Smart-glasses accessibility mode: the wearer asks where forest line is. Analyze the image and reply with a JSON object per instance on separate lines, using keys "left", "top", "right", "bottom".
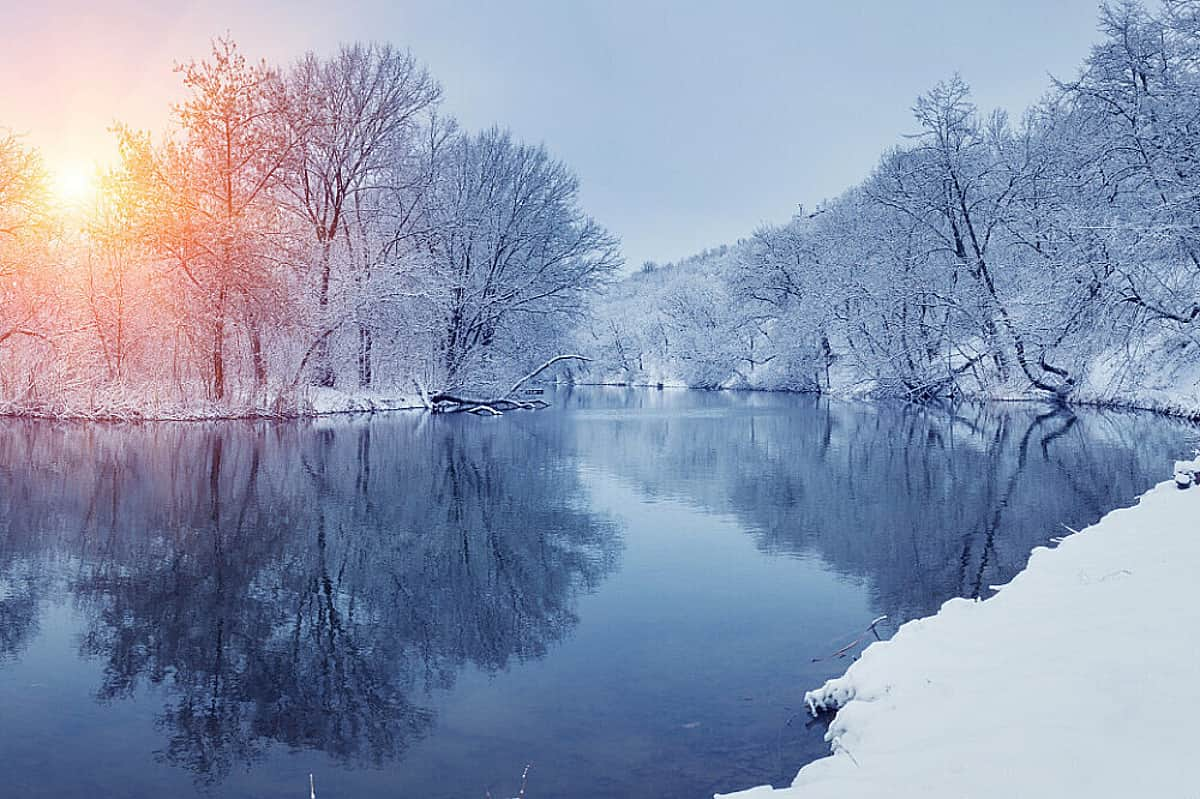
{"left": 5, "top": 2, "right": 1200, "bottom": 419}
{"left": 590, "top": 1, "right": 1200, "bottom": 417}
{"left": 0, "top": 38, "right": 619, "bottom": 417}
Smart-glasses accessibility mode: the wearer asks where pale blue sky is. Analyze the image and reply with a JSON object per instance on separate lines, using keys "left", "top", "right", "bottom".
{"left": 6, "top": 0, "right": 1105, "bottom": 268}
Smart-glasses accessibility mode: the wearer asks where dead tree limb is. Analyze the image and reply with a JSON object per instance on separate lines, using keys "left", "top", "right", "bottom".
{"left": 430, "top": 354, "right": 589, "bottom": 415}
{"left": 505, "top": 354, "right": 591, "bottom": 399}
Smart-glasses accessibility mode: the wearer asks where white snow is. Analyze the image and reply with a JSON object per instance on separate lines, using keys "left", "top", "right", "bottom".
{"left": 1175, "top": 455, "right": 1200, "bottom": 474}
{"left": 719, "top": 479, "right": 1200, "bottom": 799}
{"left": 302, "top": 387, "right": 423, "bottom": 415}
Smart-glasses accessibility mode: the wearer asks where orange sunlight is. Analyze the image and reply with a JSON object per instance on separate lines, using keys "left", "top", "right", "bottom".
{"left": 49, "top": 162, "right": 97, "bottom": 207}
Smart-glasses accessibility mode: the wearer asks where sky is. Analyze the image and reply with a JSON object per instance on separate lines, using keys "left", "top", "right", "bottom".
{"left": 3, "top": 0, "right": 1106, "bottom": 270}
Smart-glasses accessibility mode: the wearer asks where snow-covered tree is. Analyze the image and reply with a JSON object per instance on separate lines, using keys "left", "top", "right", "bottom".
{"left": 278, "top": 43, "right": 441, "bottom": 388}
{"left": 407, "top": 127, "right": 621, "bottom": 394}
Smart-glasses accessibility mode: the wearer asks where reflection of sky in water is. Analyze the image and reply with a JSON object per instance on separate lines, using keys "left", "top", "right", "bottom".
{"left": 0, "top": 389, "right": 1196, "bottom": 798}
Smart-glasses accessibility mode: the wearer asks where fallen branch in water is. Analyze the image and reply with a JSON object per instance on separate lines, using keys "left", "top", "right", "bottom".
{"left": 507, "top": 355, "right": 590, "bottom": 397}
{"left": 431, "top": 355, "right": 590, "bottom": 415}
{"left": 429, "top": 394, "right": 551, "bottom": 414}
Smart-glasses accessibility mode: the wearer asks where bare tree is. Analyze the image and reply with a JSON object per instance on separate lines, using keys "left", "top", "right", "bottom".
{"left": 118, "top": 39, "right": 298, "bottom": 402}
{"left": 411, "top": 127, "right": 621, "bottom": 394}
{"left": 0, "top": 132, "right": 51, "bottom": 366}
{"left": 278, "top": 43, "right": 441, "bottom": 388}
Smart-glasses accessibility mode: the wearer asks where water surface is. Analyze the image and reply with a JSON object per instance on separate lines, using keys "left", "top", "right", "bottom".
{"left": 1, "top": 389, "right": 1195, "bottom": 798}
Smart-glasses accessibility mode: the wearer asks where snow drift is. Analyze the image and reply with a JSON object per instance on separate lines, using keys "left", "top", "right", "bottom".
{"left": 719, "top": 476, "right": 1200, "bottom": 799}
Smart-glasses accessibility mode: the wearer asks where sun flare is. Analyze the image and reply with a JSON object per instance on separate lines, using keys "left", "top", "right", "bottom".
{"left": 50, "top": 164, "right": 96, "bottom": 206}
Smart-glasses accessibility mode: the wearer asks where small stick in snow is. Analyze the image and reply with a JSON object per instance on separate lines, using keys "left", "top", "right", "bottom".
{"left": 831, "top": 737, "right": 861, "bottom": 767}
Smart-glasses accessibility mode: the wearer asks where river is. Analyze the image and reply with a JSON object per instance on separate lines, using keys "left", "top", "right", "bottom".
{"left": 0, "top": 388, "right": 1195, "bottom": 798}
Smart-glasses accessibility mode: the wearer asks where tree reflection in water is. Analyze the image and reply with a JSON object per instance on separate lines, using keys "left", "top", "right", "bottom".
{"left": 0, "top": 417, "right": 620, "bottom": 783}
{"left": 564, "top": 389, "right": 1197, "bottom": 621}
{"left": 0, "top": 392, "right": 1195, "bottom": 796}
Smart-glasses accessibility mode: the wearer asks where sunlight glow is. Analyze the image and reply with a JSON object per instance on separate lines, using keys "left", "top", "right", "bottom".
{"left": 50, "top": 163, "right": 96, "bottom": 206}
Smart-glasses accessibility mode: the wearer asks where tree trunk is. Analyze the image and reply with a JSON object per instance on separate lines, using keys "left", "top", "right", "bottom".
{"left": 313, "top": 241, "right": 336, "bottom": 387}
{"left": 212, "top": 314, "right": 226, "bottom": 401}
{"left": 250, "top": 326, "right": 267, "bottom": 393}
{"left": 357, "top": 323, "right": 372, "bottom": 388}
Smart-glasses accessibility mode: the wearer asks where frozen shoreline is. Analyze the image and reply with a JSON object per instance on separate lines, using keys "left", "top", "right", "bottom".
{"left": 718, "top": 474, "right": 1200, "bottom": 799}
{"left": 0, "top": 389, "right": 426, "bottom": 422}
{"left": 4, "top": 381, "right": 1200, "bottom": 423}
{"left": 583, "top": 380, "right": 1200, "bottom": 423}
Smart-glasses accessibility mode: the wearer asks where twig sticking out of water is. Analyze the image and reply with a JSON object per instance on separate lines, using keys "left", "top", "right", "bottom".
{"left": 310, "top": 774, "right": 316, "bottom": 799}
{"left": 518, "top": 764, "right": 532, "bottom": 798}
{"left": 486, "top": 764, "right": 533, "bottom": 799}
{"left": 811, "top": 616, "right": 888, "bottom": 663}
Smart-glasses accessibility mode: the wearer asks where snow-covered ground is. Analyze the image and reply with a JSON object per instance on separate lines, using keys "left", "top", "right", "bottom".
{"left": 592, "top": 334, "right": 1200, "bottom": 423}
{"left": 720, "top": 466, "right": 1200, "bottom": 799}
{"left": 302, "top": 386, "right": 424, "bottom": 415}
{"left": 1069, "top": 336, "right": 1200, "bottom": 421}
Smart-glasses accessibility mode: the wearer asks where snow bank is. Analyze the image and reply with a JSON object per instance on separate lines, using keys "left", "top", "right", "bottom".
{"left": 301, "top": 387, "right": 423, "bottom": 415}
{"left": 1068, "top": 334, "right": 1200, "bottom": 420}
{"left": 719, "top": 479, "right": 1200, "bottom": 799}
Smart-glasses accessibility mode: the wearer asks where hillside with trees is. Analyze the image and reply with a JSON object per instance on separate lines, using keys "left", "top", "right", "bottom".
{"left": 588, "top": 1, "right": 1200, "bottom": 416}
{"left": 6, "top": 2, "right": 1200, "bottom": 419}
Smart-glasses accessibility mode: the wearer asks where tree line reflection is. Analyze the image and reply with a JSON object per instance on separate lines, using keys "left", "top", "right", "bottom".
{"left": 0, "top": 392, "right": 1194, "bottom": 785}
{"left": 0, "top": 417, "right": 620, "bottom": 782}
{"left": 562, "top": 388, "right": 1197, "bottom": 621}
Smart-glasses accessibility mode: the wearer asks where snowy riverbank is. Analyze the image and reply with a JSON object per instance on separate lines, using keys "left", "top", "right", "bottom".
{"left": 587, "top": 357, "right": 1200, "bottom": 423}
{"left": 0, "top": 388, "right": 425, "bottom": 422}
{"left": 720, "top": 469, "right": 1200, "bottom": 799}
